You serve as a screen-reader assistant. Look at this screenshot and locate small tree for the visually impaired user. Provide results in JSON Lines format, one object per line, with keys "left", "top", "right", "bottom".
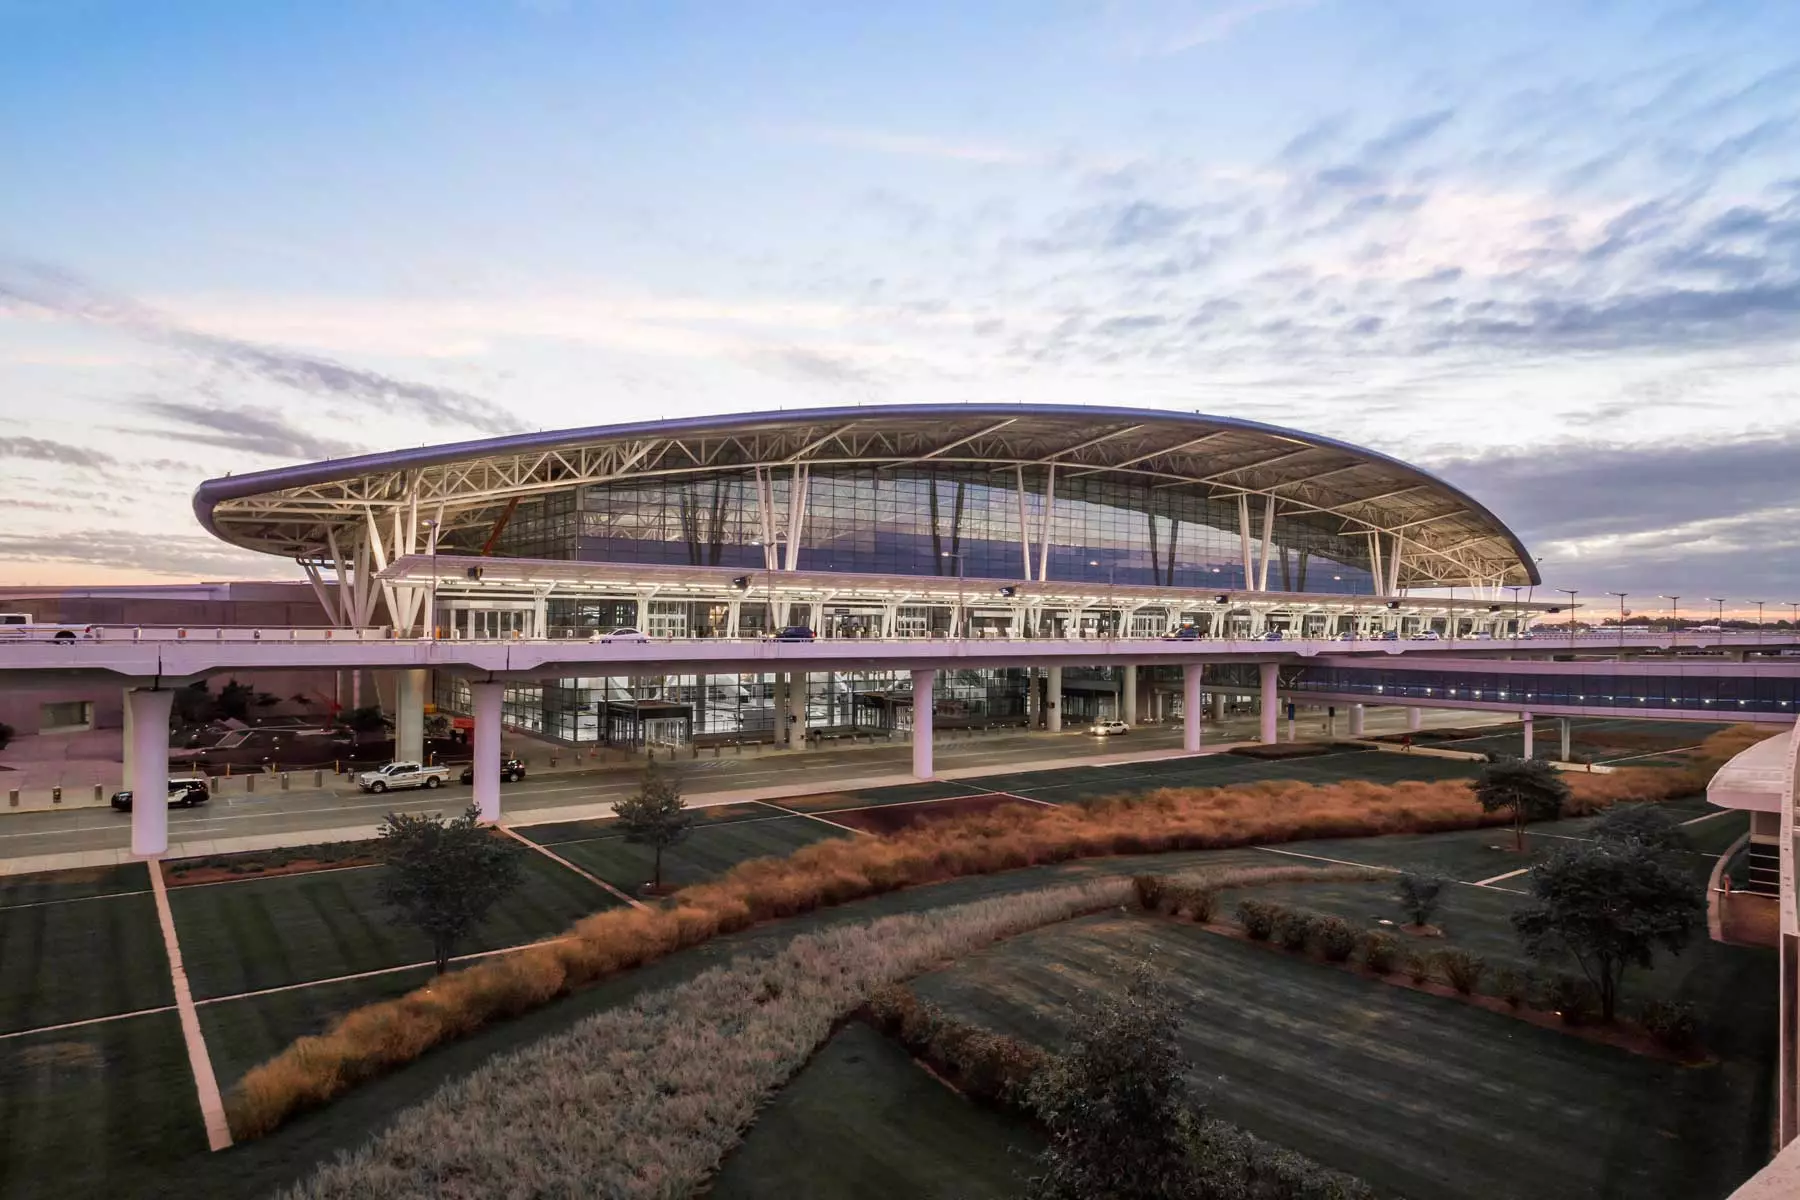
{"left": 217, "top": 678, "right": 255, "bottom": 722}
{"left": 377, "top": 804, "right": 524, "bottom": 973}
{"left": 343, "top": 705, "right": 390, "bottom": 735}
{"left": 1026, "top": 962, "right": 1192, "bottom": 1200}
{"left": 1395, "top": 872, "right": 1446, "bottom": 928}
{"left": 1511, "top": 841, "right": 1704, "bottom": 1022}
{"left": 1476, "top": 757, "right": 1571, "bottom": 850}
{"left": 612, "top": 758, "right": 693, "bottom": 892}
{"left": 173, "top": 681, "right": 216, "bottom": 725}
{"left": 1593, "top": 804, "right": 1692, "bottom": 857}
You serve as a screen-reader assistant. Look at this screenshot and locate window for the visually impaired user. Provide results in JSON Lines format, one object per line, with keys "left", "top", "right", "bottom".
{"left": 40, "top": 700, "right": 93, "bottom": 732}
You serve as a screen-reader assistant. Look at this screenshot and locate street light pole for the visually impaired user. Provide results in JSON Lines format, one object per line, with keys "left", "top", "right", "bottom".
{"left": 424, "top": 518, "right": 440, "bottom": 641}
{"left": 1607, "top": 591, "right": 1627, "bottom": 651}
{"left": 1707, "top": 597, "right": 1727, "bottom": 636}
{"left": 1660, "top": 595, "right": 1681, "bottom": 649}
{"left": 1556, "top": 588, "right": 1578, "bottom": 649}
{"left": 1751, "top": 600, "right": 1765, "bottom": 644}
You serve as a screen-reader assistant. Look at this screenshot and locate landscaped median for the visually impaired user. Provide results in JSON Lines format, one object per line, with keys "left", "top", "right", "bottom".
{"left": 226, "top": 727, "right": 1763, "bottom": 1142}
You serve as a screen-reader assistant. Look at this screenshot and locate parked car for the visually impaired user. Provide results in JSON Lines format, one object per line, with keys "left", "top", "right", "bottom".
{"left": 111, "top": 778, "right": 210, "bottom": 811}
{"left": 1377, "top": 630, "right": 1399, "bottom": 641}
{"left": 596, "top": 627, "right": 649, "bottom": 642}
{"left": 460, "top": 757, "right": 527, "bottom": 785}
{"left": 1163, "top": 625, "right": 1203, "bottom": 640}
{"left": 1089, "top": 719, "right": 1130, "bottom": 736}
{"left": 356, "top": 761, "right": 451, "bottom": 793}
{"left": 773, "top": 626, "right": 816, "bottom": 641}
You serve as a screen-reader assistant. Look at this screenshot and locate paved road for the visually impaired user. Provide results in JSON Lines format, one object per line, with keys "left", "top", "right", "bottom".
{"left": 0, "top": 707, "right": 1510, "bottom": 862}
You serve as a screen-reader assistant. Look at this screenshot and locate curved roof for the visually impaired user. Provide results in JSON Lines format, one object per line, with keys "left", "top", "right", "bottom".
{"left": 193, "top": 404, "right": 1539, "bottom": 588}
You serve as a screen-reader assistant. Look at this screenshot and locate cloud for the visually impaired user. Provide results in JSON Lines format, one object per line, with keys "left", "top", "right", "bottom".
{"left": 1359, "top": 109, "right": 1456, "bottom": 163}
{"left": 747, "top": 346, "right": 880, "bottom": 387}
{"left": 0, "top": 259, "right": 519, "bottom": 434}
{"left": 138, "top": 398, "right": 365, "bottom": 460}
{"left": 1133, "top": 0, "right": 1318, "bottom": 56}
{"left": 0, "top": 437, "right": 115, "bottom": 468}
{"left": 0, "top": 528, "right": 272, "bottom": 578}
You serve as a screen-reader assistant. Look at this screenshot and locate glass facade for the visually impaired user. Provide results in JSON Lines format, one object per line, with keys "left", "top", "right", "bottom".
{"left": 1279, "top": 666, "right": 1800, "bottom": 715}
{"left": 488, "top": 465, "right": 1376, "bottom": 591}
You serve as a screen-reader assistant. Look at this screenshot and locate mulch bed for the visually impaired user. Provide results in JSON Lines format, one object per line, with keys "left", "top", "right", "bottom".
{"left": 1226, "top": 742, "right": 1346, "bottom": 760}
{"left": 164, "top": 848, "right": 383, "bottom": 887}
{"left": 826, "top": 793, "right": 1041, "bottom": 835}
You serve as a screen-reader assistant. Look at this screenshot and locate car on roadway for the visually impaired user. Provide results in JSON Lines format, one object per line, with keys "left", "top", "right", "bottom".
{"left": 460, "top": 757, "right": 527, "bottom": 785}
{"left": 1088, "top": 719, "right": 1130, "bottom": 736}
{"left": 595, "top": 627, "right": 649, "bottom": 642}
{"left": 111, "top": 777, "right": 210, "bottom": 811}
{"left": 1410, "top": 630, "right": 1442, "bottom": 641}
{"left": 1255, "top": 629, "right": 1285, "bottom": 641}
{"left": 0, "top": 612, "right": 96, "bottom": 642}
{"left": 356, "top": 761, "right": 451, "bottom": 793}
{"left": 773, "top": 626, "right": 816, "bottom": 641}
{"left": 1163, "top": 625, "right": 1203, "bottom": 640}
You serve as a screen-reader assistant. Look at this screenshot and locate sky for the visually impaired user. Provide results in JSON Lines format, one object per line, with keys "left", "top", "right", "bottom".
{"left": 1, "top": 0, "right": 1798, "bottom": 614}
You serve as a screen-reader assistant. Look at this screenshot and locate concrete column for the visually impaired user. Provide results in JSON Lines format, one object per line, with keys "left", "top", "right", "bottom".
{"left": 1258, "top": 662, "right": 1278, "bottom": 744}
{"left": 126, "top": 688, "right": 175, "bottom": 857}
{"left": 1349, "top": 702, "right": 1365, "bottom": 737}
{"left": 1211, "top": 690, "right": 1225, "bottom": 722}
{"left": 773, "top": 673, "right": 789, "bottom": 745}
{"left": 395, "top": 668, "right": 427, "bottom": 763}
{"left": 1559, "top": 717, "right": 1572, "bottom": 761}
{"left": 121, "top": 688, "right": 135, "bottom": 792}
{"left": 1407, "top": 706, "right": 1424, "bottom": 732}
{"left": 1122, "top": 665, "right": 1138, "bottom": 725}
{"left": 1522, "top": 711, "right": 1535, "bottom": 759}
{"left": 1183, "top": 664, "right": 1203, "bottom": 753}
{"left": 471, "top": 682, "right": 503, "bottom": 823}
{"left": 789, "top": 671, "right": 809, "bottom": 749}
{"left": 1047, "top": 666, "right": 1063, "bottom": 732}
{"left": 1024, "top": 667, "right": 1038, "bottom": 728}
{"left": 912, "top": 669, "right": 934, "bottom": 779}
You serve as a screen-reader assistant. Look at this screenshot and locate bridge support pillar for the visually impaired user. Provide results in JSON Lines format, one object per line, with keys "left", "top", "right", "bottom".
{"left": 772, "top": 673, "right": 789, "bottom": 745}
{"left": 1259, "top": 663, "right": 1278, "bottom": 745}
{"left": 789, "top": 672, "right": 809, "bottom": 748}
{"left": 1212, "top": 690, "right": 1225, "bottom": 722}
{"left": 1183, "top": 664, "right": 1203, "bottom": 753}
{"left": 1559, "top": 717, "right": 1571, "bottom": 761}
{"left": 396, "top": 669, "right": 427, "bottom": 764}
{"left": 1047, "top": 666, "right": 1062, "bottom": 733}
{"left": 1407, "top": 706, "right": 1423, "bottom": 732}
{"left": 1122, "top": 665, "right": 1138, "bottom": 725}
{"left": 1522, "top": 712, "right": 1535, "bottom": 759}
{"left": 471, "top": 682, "right": 503, "bottom": 823}
{"left": 1349, "top": 703, "right": 1365, "bottom": 737}
{"left": 912, "top": 669, "right": 934, "bottom": 779}
{"left": 127, "top": 687, "right": 175, "bottom": 858}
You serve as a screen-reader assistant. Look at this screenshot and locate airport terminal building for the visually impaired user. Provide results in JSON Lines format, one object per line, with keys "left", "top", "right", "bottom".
{"left": 193, "top": 405, "right": 1544, "bottom": 746}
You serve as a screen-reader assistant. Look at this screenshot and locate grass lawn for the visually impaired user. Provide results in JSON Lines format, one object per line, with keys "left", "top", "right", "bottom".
{"left": 708, "top": 1021, "right": 1042, "bottom": 1200}
{"left": 198, "top": 963, "right": 439, "bottom": 1090}
{"left": 513, "top": 800, "right": 777, "bottom": 844}
{"left": 168, "top": 853, "right": 615, "bottom": 1000}
{"left": 0, "top": 1010, "right": 207, "bottom": 1200}
{"left": 542, "top": 811, "right": 849, "bottom": 893}
{"left": 781, "top": 779, "right": 981, "bottom": 811}
{"left": 913, "top": 912, "right": 1775, "bottom": 1200}
{"left": 0, "top": 891, "right": 173, "bottom": 1034}
{"left": 0, "top": 863, "right": 150, "bottom": 906}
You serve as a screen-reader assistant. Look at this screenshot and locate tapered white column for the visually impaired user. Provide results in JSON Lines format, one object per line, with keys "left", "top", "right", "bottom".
{"left": 127, "top": 688, "right": 175, "bottom": 857}
{"left": 395, "top": 668, "right": 427, "bottom": 763}
{"left": 1559, "top": 717, "right": 1571, "bottom": 760}
{"left": 1122, "top": 665, "right": 1138, "bottom": 725}
{"left": 911, "top": 669, "right": 934, "bottom": 779}
{"left": 789, "top": 671, "right": 809, "bottom": 749}
{"left": 1349, "top": 702, "right": 1365, "bottom": 737}
{"left": 1522, "top": 711, "right": 1535, "bottom": 759}
{"left": 1258, "top": 662, "right": 1278, "bottom": 745}
{"left": 1047, "top": 666, "right": 1063, "bottom": 732}
{"left": 471, "top": 682, "right": 503, "bottom": 823}
{"left": 1182, "top": 664, "right": 1203, "bottom": 753}
{"left": 1407, "top": 706, "right": 1424, "bottom": 732}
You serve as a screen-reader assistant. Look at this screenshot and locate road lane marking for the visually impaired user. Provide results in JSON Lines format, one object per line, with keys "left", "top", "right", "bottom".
{"left": 749, "top": 800, "right": 870, "bottom": 836}
{"left": 498, "top": 825, "right": 645, "bottom": 909}
{"left": 1473, "top": 866, "right": 1531, "bottom": 887}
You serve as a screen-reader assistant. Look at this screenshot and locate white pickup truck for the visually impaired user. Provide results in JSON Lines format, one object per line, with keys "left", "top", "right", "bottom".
{"left": 356, "top": 761, "right": 451, "bottom": 793}
{"left": 0, "top": 612, "right": 95, "bottom": 641}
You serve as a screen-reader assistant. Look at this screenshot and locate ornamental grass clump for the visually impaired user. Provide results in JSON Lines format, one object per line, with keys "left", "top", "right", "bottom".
{"left": 285, "top": 880, "right": 1133, "bottom": 1200}
{"left": 1434, "top": 949, "right": 1487, "bottom": 995}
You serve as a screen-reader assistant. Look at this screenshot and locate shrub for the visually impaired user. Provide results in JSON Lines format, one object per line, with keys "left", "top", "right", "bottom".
{"left": 1163, "top": 882, "right": 1216, "bottom": 922}
{"left": 1183, "top": 1118, "right": 1376, "bottom": 1200}
{"left": 1132, "top": 873, "right": 1168, "bottom": 911}
{"left": 1434, "top": 949, "right": 1486, "bottom": 995}
{"left": 1403, "top": 952, "right": 1432, "bottom": 985}
{"left": 1548, "top": 974, "right": 1595, "bottom": 1025}
{"left": 1395, "top": 872, "right": 1446, "bottom": 927}
{"left": 1491, "top": 966, "right": 1528, "bottom": 1008}
{"left": 1359, "top": 932, "right": 1399, "bottom": 974}
{"left": 1237, "top": 900, "right": 1277, "bottom": 940}
{"left": 1274, "top": 909, "right": 1318, "bottom": 952}
{"left": 1639, "top": 999, "right": 1700, "bottom": 1055}
{"left": 1316, "top": 916, "right": 1358, "bottom": 963}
